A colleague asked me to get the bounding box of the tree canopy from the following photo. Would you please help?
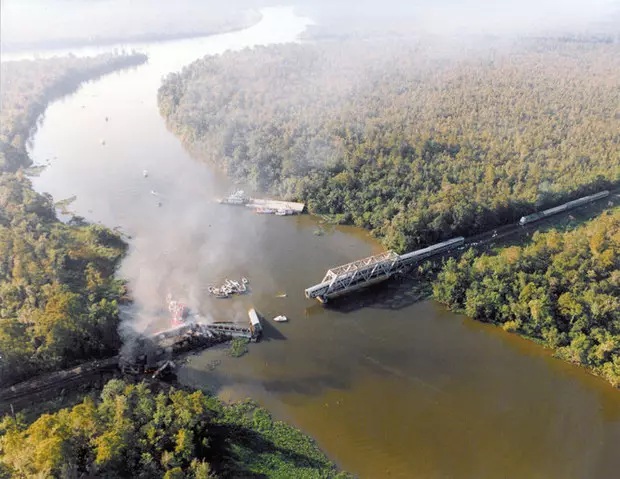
[434,209,620,386]
[159,39,619,252]
[0,54,146,386]
[0,379,348,478]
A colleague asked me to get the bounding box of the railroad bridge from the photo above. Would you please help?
[305,237,464,303]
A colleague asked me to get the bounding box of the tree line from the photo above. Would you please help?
[158,39,619,253]
[0,379,348,478]
[0,53,148,386]
[434,209,620,387]
[1,52,148,169]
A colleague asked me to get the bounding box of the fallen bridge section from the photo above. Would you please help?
[305,237,465,303]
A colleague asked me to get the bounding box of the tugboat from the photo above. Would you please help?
[218,190,249,205]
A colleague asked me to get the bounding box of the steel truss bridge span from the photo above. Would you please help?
[305,236,465,303]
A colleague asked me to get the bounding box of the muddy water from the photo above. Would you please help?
[16,7,620,478]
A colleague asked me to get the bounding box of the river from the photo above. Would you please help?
[12,6,620,478]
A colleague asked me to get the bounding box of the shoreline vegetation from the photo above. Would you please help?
[0,379,348,477]
[0,52,350,477]
[0,52,151,387]
[433,209,620,388]
[158,39,619,254]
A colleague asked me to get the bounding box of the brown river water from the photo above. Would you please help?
[8,7,620,478]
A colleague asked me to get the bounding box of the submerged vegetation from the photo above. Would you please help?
[229,337,249,358]
[0,379,347,478]
[159,39,620,253]
[434,210,620,386]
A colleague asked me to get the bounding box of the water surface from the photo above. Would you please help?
[21,8,620,478]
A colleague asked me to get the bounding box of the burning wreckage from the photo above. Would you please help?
[0,297,263,412]
[119,296,263,376]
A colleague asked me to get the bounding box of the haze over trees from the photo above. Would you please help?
[1,52,148,165]
[0,54,149,385]
[0,0,261,51]
[158,39,620,253]
[434,209,620,386]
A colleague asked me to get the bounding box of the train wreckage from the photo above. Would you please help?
[0,298,263,411]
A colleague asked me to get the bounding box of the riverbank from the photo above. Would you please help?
[16,7,620,477]
[1,53,148,162]
[434,207,620,388]
[0,16,352,478]
[0,379,349,478]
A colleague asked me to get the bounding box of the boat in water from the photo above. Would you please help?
[275,209,294,216]
[218,189,249,205]
[273,315,288,322]
[254,207,276,214]
[143,169,148,178]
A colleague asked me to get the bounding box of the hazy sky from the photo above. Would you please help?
[1,0,618,49]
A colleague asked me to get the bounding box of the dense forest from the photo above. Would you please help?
[0,54,150,385]
[159,39,620,253]
[434,209,620,386]
[0,379,347,478]
[0,172,127,386]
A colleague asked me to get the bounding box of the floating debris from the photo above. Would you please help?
[208,277,249,298]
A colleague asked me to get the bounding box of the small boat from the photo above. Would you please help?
[275,293,287,298]
[156,201,162,207]
[100,139,106,146]
[275,209,294,216]
[150,190,158,196]
[273,315,288,322]
[254,208,275,214]
[143,170,148,178]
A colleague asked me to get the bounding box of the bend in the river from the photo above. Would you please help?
[22,7,620,478]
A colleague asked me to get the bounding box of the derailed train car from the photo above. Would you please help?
[519,191,609,226]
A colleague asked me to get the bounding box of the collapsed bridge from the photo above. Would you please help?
[305,237,464,303]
